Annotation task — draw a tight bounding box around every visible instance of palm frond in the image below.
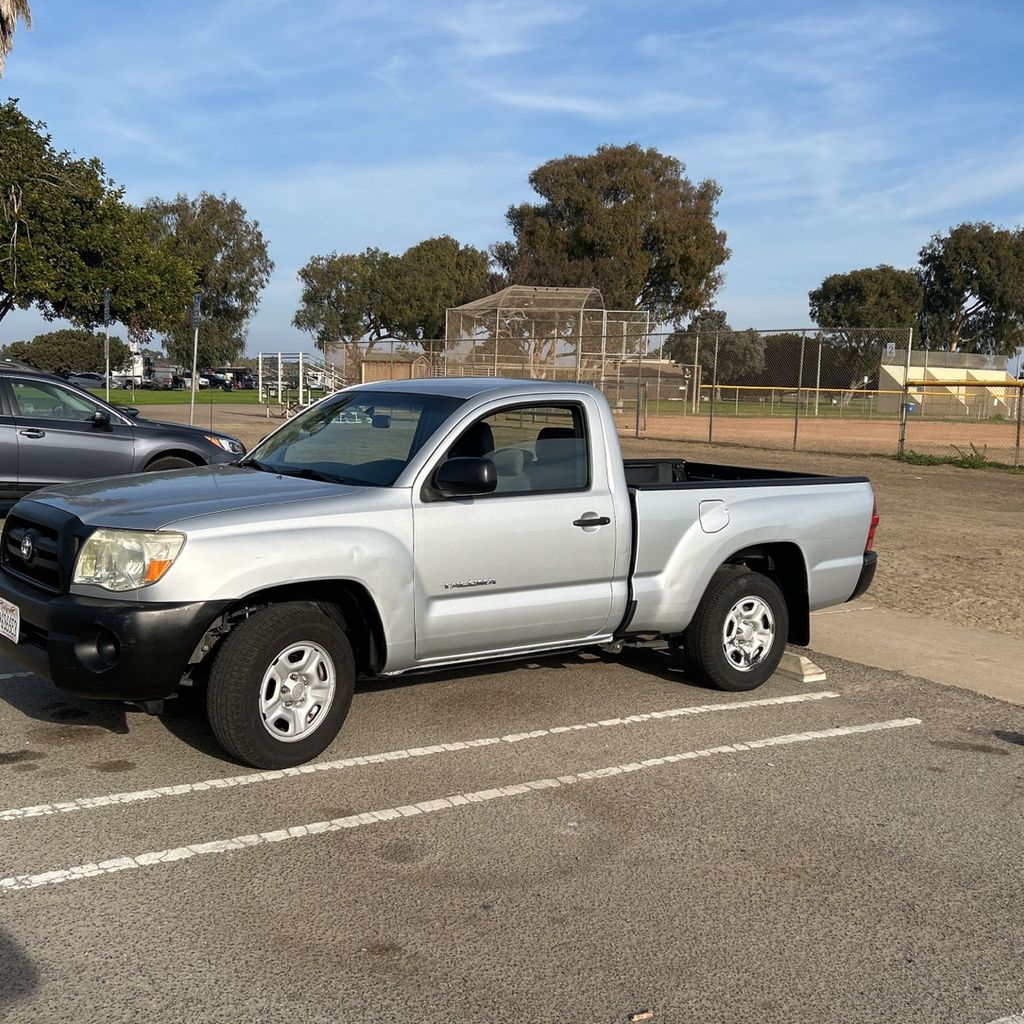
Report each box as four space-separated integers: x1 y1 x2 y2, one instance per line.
0 0 32 75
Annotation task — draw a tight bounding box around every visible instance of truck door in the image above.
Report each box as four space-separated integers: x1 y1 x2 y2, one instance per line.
412 401 618 662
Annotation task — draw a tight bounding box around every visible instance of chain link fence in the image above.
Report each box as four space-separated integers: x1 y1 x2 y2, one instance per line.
899 378 1024 467
596 328 911 456
326 327 1023 465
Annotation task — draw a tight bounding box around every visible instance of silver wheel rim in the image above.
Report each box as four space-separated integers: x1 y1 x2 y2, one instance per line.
722 596 775 672
259 641 336 743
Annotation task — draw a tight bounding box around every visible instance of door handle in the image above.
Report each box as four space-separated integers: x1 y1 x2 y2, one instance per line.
573 515 611 528
18 429 45 439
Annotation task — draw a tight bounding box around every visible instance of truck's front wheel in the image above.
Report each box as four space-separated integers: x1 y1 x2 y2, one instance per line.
207 602 355 768
681 566 788 692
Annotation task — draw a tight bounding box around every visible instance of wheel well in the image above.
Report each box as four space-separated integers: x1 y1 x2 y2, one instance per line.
145 449 205 469
724 542 809 645
220 581 387 677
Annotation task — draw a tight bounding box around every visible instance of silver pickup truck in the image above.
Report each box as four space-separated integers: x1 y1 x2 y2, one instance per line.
0 379 878 768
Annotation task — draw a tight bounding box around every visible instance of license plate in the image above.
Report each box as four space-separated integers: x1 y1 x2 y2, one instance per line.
0 596 19 644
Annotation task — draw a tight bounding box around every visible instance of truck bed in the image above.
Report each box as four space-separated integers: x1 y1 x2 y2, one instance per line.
623 458 869 489
622 458 876 637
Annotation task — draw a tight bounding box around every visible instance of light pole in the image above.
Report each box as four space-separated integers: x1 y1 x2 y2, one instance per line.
103 288 111 404
189 293 201 426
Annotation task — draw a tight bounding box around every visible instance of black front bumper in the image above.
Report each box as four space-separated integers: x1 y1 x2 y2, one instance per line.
0 570 228 701
847 551 878 602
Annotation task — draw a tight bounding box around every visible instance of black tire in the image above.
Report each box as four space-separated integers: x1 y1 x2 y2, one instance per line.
206 602 355 768
681 565 788 692
145 455 198 472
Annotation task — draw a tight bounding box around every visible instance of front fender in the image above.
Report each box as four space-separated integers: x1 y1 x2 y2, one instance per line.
102 514 416 670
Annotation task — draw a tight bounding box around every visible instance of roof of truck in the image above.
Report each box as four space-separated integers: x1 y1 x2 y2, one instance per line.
352 377 600 400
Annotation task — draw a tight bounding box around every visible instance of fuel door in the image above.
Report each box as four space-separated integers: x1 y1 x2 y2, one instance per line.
699 499 730 534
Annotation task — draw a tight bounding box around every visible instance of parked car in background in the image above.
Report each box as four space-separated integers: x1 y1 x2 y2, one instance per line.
66 372 116 390
0 368 246 514
148 367 178 389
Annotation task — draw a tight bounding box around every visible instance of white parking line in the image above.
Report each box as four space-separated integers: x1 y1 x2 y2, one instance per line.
0 690 840 823
0 717 921 892
0 672 33 681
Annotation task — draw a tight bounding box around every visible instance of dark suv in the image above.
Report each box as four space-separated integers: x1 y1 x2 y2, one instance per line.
0 368 246 514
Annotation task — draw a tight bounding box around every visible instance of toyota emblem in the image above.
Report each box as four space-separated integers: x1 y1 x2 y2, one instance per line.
20 532 35 563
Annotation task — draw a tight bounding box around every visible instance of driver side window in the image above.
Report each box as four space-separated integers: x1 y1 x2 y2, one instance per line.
446 403 589 495
10 380 100 422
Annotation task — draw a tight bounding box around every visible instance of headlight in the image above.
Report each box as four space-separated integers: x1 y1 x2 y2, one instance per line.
207 435 245 455
74 529 186 592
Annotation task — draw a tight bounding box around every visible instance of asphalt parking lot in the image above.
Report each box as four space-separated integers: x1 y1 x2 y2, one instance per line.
1 647 1022 1024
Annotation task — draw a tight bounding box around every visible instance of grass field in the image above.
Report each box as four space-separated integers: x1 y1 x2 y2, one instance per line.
642 397 894 419
91 388 262 406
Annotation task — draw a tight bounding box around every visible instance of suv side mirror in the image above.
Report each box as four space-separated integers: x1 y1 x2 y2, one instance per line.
434 457 496 497
91 409 111 428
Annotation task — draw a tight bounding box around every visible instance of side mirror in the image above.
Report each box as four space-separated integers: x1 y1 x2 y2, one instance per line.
115 406 139 419
91 409 111 428
434 457 496 497
371 414 391 429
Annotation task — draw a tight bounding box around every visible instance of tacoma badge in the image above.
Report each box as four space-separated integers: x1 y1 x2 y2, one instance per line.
443 578 497 591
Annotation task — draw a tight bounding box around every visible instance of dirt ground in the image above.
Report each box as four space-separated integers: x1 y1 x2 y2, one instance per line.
619 436 1024 640
620 410 1022 462
147 403 1024 640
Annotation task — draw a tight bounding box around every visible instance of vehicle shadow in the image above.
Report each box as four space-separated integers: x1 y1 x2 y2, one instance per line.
153 648 706 766
0 927 39 1014
156 689 242 765
611 645 701 686
0 671 131 736
0 670 247 767
1 645 708 768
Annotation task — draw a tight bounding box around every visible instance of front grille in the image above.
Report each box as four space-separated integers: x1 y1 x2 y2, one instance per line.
2 513 69 592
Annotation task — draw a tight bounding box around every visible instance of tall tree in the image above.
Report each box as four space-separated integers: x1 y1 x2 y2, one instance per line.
809 265 921 386
144 192 274 368
0 0 30 75
0 100 193 331
662 309 765 384
2 328 131 374
918 222 1024 355
293 248 398 368
387 236 490 356
293 237 491 367
493 143 729 324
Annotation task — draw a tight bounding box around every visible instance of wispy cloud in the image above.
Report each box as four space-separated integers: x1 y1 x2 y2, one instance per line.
486 87 708 120
843 140 1024 223
437 1 584 58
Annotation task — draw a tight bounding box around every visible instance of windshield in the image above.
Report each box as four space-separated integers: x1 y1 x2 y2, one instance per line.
245 390 463 486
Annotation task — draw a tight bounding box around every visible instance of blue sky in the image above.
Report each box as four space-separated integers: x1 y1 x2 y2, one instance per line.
2 0 1023 352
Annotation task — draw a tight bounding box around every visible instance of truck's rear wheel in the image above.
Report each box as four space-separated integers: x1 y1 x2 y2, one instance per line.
681 566 788 692
206 602 355 768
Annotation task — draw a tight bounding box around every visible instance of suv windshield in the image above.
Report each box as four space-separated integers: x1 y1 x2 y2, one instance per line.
245 390 463 486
